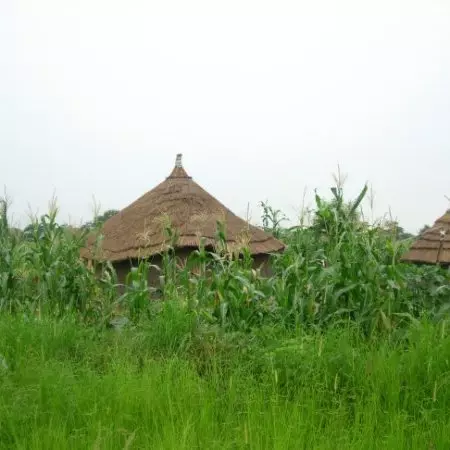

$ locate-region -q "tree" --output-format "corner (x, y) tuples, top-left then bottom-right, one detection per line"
(418, 224), (431, 236)
(82, 209), (119, 231)
(382, 220), (415, 240)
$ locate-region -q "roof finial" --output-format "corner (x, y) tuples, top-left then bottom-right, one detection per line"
(167, 153), (191, 179)
(175, 153), (183, 168)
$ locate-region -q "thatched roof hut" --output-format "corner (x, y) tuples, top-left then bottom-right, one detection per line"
(401, 210), (450, 266)
(81, 154), (284, 280)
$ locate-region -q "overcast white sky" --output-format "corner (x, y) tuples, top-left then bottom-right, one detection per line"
(1, 0), (449, 233)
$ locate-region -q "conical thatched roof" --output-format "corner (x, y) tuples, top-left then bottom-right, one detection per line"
(81, 154), (284, 262)
(401, 210), (450, 265)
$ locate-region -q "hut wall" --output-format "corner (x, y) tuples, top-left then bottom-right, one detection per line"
(107, 250), (275, 293)
(253, 253), (274, 277)
(112, 256), (163, 292)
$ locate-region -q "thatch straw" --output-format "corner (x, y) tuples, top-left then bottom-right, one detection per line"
(401, 211), (450, 265)
(81, 154), (284, 262)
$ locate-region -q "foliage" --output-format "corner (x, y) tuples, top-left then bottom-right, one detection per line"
(382, 220), (415, 240)
(419, 224), (431, 236)
(0, 199), (25, 313)
(1, 185), (450, 448)
(269, 185), (449, 335)
(260, 200), (288, 239)
(81, 208), (119, 230)
(0, 199), (115, 321)
(1, 182), (449, 335)
(0, 316), (449, 448)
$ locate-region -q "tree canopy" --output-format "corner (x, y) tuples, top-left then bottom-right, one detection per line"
(81, 209), (119, 231)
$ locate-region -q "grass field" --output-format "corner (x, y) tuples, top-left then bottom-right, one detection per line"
(1, 186), (449, 448)
(1, 314), (449, 449)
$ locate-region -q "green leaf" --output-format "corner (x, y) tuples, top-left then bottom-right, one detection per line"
(333, 284), (358, 301)
(379, 310), (391, 330)
(350, 184), (368, 214)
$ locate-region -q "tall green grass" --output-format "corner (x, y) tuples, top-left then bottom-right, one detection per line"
(1, 183), (450, 448)
(0, 314), (449, 449)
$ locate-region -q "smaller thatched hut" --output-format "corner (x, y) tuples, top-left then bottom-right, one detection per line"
(401, 210), (450, 266)
(81, 154), (285, 285)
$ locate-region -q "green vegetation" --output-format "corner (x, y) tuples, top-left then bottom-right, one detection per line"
(1, 315), (450, 449)
(0, 184), (449, 449)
